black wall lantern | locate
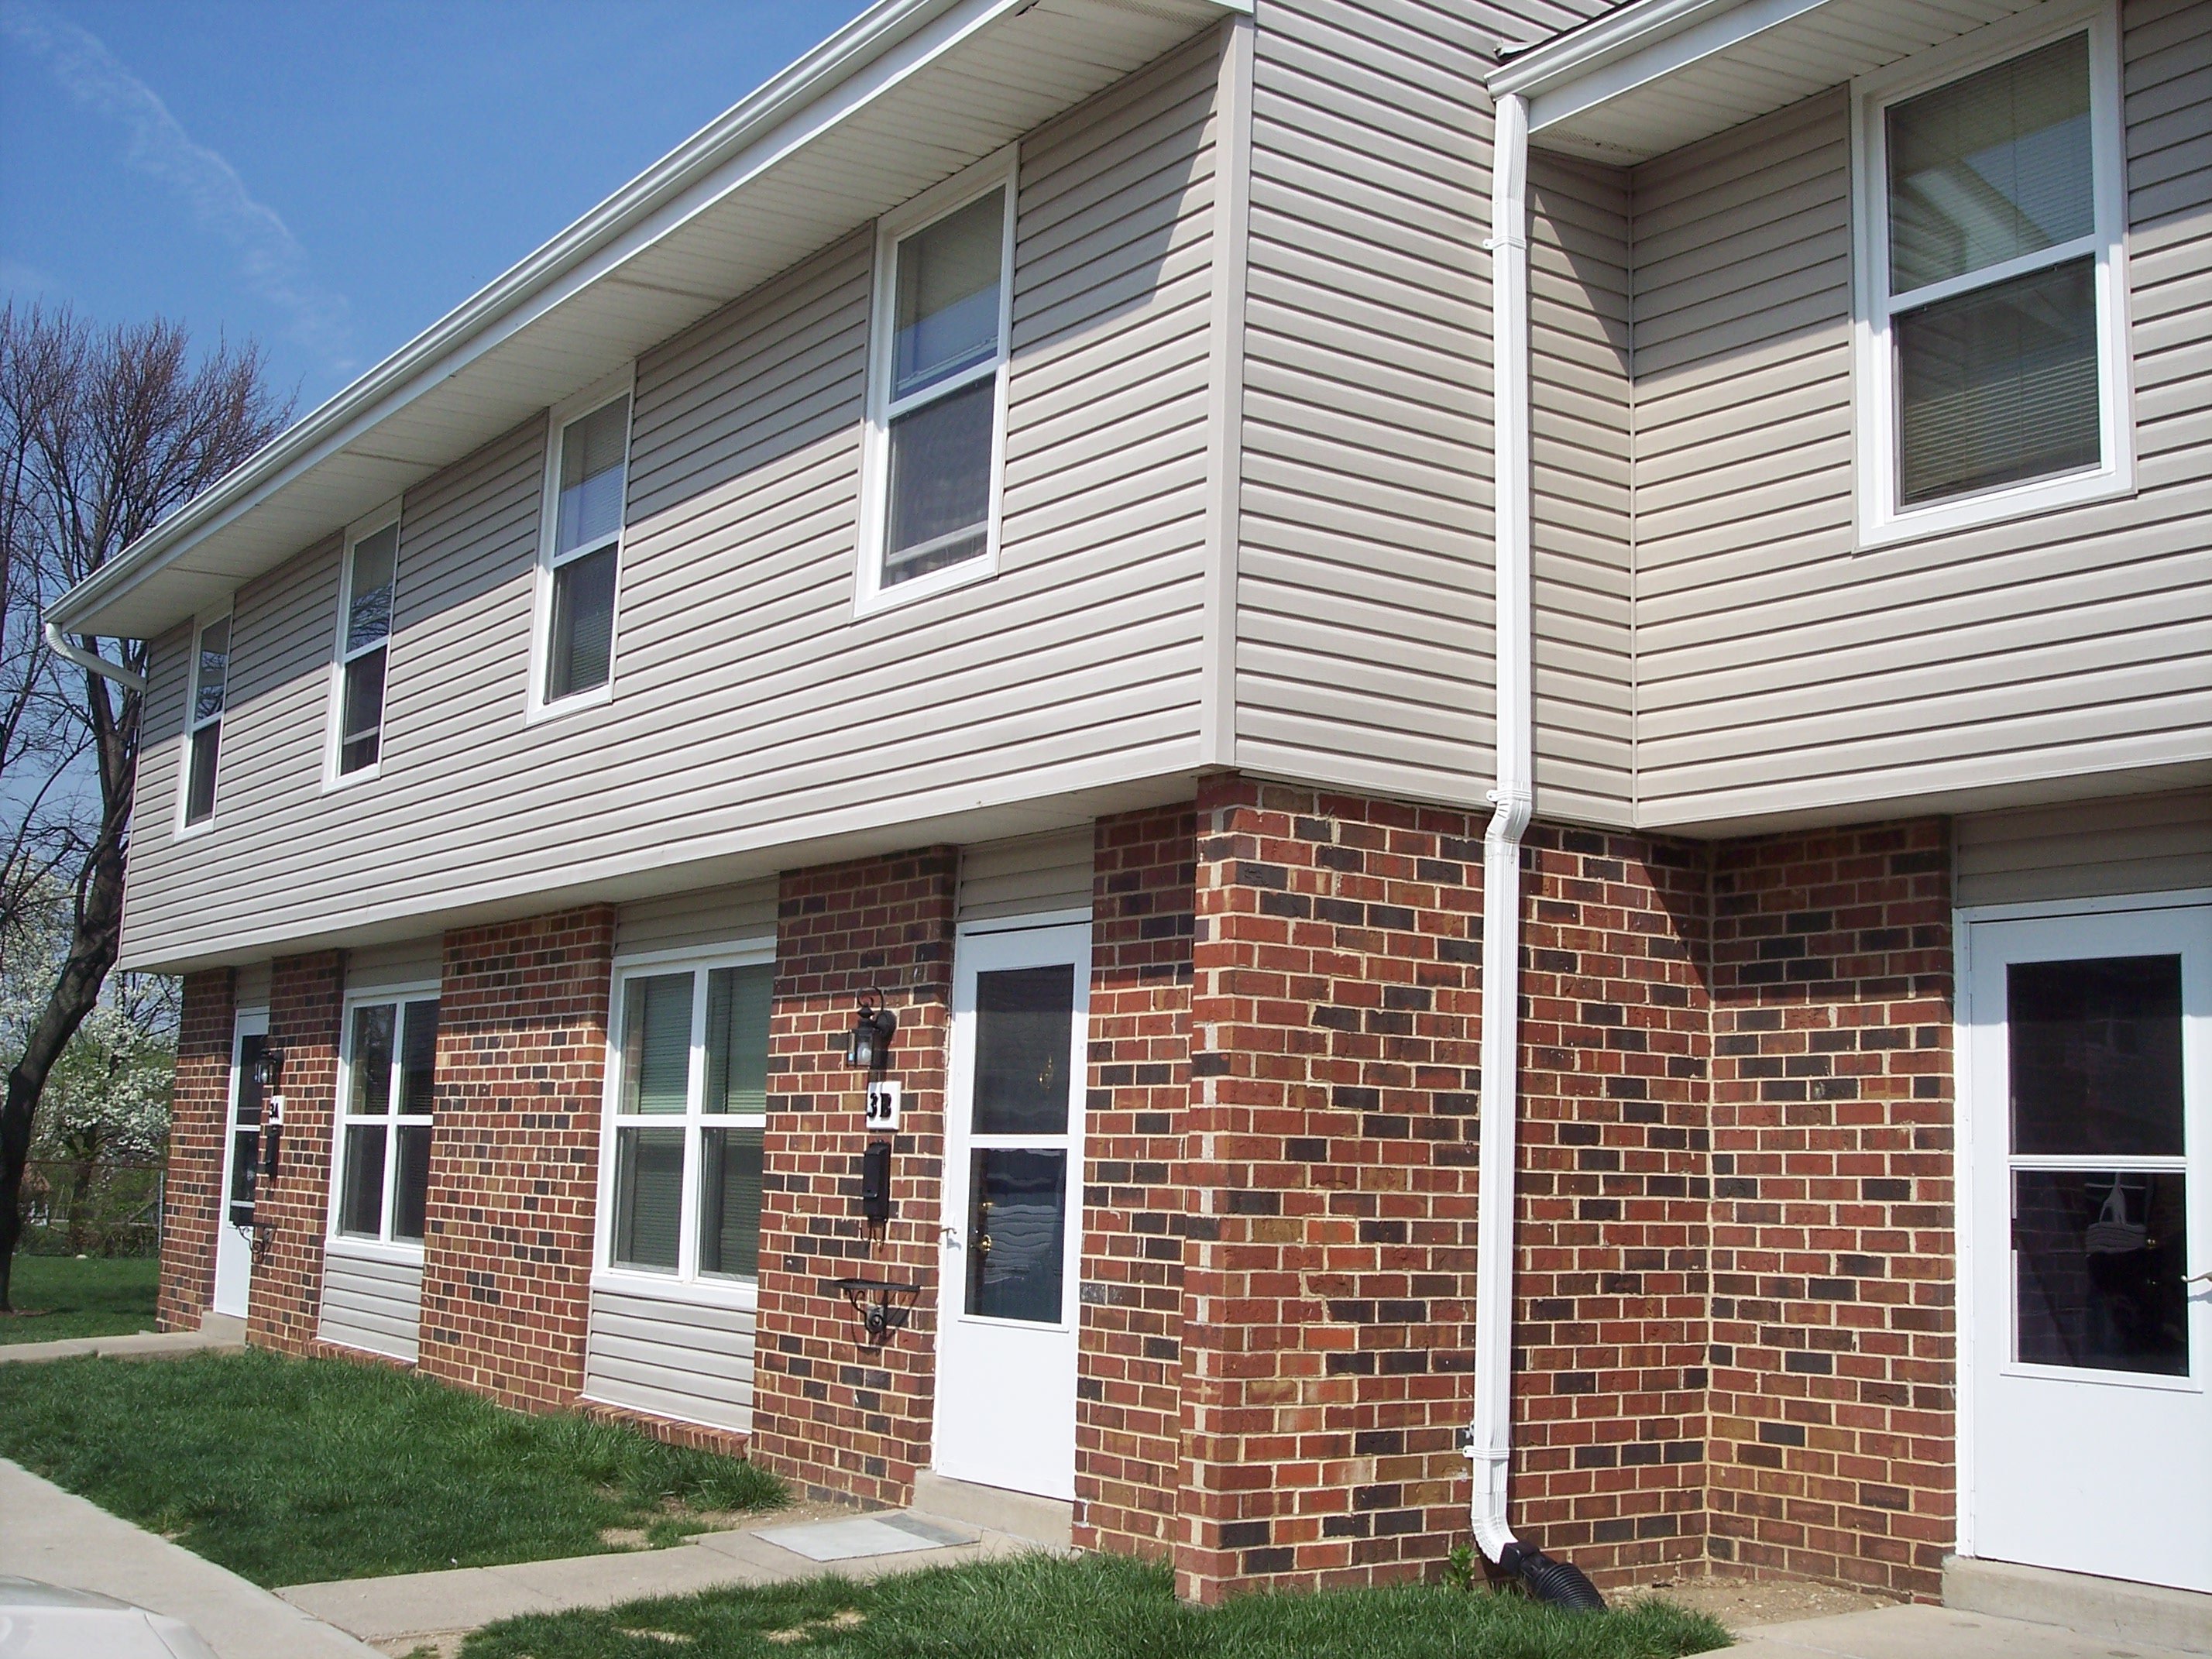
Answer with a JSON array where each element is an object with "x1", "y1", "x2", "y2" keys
[
  {"x1": 844, "y1": 988, "x2": 897, "y2": 1072},
  {"x1": 252, "y1": 1048, "x2": 286, "y2": 1180}
]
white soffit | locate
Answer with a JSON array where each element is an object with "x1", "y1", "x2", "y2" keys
[
  {"x1": 1496, "y1": 0, "x2": 2049, "y2": 163},
  {"x1": 55, "y1": 0, "x2": 1238, "y2": 641}
]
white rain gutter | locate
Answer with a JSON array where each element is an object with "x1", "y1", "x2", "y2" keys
[
  {"x1": 1468, "y1": 88, "x2": 1533, "y2": 1568},
  {"x1": 43, "y1": 622, "x2": 147, "y2": 693}
]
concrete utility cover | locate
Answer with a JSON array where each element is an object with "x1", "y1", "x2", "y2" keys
[{"x1": 753, "y1": 1514, "x2": 976, "y2": 1563}]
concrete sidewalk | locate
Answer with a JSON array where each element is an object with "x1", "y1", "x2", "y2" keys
[
  {"x1": 277, "y1": 1510, "x2": 1027, "y2": 1651},
  {"x1": 0, "y1": 1458, "x2": 378, "y2": 1659},
  {"x1": 0, "y1": 1312, "x2": 246, "y2": 1365},
  {"x1": 1726, "y1": 1600, "x2": 2205, "y2": 1658}
]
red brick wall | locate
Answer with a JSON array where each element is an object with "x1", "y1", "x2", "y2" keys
[
  {"x1": 156, "y1": 968, "x2": 235, "y2": 1331},
  {"x1": 417, "y1": 908, "x2": 614, "y2": 1413},
  {"x1": 246, "y1": 952, "x2": 343, "y2": 1355},
  {"x1": 1515, "y1": 826, "x2": 1712, "y2": 1584},
  {"x1": 1076, "y1": 805, "x2": 1197, "y2": 1559},
  {"x1": 146, "y1": 788, "x2": 1962, "y2": 1604},
  {"x1": 1705, "y1": 821, "x2": 1954, "y2": 1599},
  {"x1": 749, "y1": 850, "x2": 956, "y2": 1508},
  {"x1": 1174, "y1": 778, "x2": 1486, "y2": 1602}
]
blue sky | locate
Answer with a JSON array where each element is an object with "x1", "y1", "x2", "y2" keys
[{"x1": 1, "y1": 0, "x2": 871, "y2": 415}]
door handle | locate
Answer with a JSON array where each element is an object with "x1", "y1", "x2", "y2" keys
[
  {"x1": 2186, "y1": 1269, "x2": 2212, "y2": 1287},
  {"x1": 940, "y1": 1225, "x2": 962, "y2": 1249}
]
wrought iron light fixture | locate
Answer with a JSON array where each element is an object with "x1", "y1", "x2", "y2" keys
[
  {"x1": 845, "y1": 988, "x2": 896, "y2": 1072},
  {"x1": 831, "y1": 1276, "x2": 919, "y2": 1345}
]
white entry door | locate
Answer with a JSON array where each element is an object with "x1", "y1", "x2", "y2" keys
[
  {"x1": 933, "y1": 921, "x2": 1090, "y2": 1499},
  {"x1": 1966, "y1": 901, "x2": 2210, "y2": 1592},
  {"x1": 210, "y1": 1010, "x2": 269, "y2": 1318}
]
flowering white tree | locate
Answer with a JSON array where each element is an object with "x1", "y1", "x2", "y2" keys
[
  {"x1": 0, "y1": 304, "x2": 287, "y2": 1303},
  {"x1": 2, "y1": 875, "x2": 175, "y2": 1254}
]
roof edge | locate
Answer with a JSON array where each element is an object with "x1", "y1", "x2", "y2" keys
[
  {"x1": 46, "y1": 0, "x2": 971, "y2": 638},
  {"x1": 1489, "y1": 0, "x2": 1743, "y2": 98}
]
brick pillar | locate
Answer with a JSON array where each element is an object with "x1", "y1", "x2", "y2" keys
[
  {"x1": 246, "y1": 951, "x2": 343, "y2": 1355},
  {"x1": 1076, "y1": 805, "x2": 1196, "y2": 1558},
  {"x1": 417, "y1": 907, "x2": 614, "y2": 1413},
  {"x1": 1705, "y1": 820, "x2": 1954, "y2": 1599},
  {"x1": 1513, "y1": 826, "x2": 1712, "y2": 1585},
  {"x1": 1175, "y1": 778, "x2": 1485, "y2": 1602},
  {"x1": 156, "y1": 967, "x2": 235, "y2": 1331},
  {"x1": 750, "y1": 849, "x2": 956, "y2": 1507}
]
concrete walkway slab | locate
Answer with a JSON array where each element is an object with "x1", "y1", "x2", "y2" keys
[
  {"x1": 0, "y1": 1458, "x2": 377, "y2": 1659},
  {"x1": 0, "y1": 1314, "x2": 246, "y2": 1365},
  {"x1": 280, "y1": 1512, "x2": 1027, "y2": 1648},
  {"x1": 1725, "y1": 1601, "x2": 2207, "y2": 1659},
  {"x1": 753, "y1": 1513, "x2": 975, "y2": 1562}
]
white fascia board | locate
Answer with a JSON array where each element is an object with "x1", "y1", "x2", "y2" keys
[
  {"x1": 1518, "y1": 0, "x2": 1832, "y2": 133},
  {"x1": 44, "y1": 0, "x2": 1039, "y2": 639},
  {"x1": 1491, "y1": 0, "x2": 1829, "y2": 121}
]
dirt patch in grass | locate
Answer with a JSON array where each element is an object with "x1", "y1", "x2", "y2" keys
[{"x1": 1615, "y1": 1571, "x2": 1898, "y2": 1630}]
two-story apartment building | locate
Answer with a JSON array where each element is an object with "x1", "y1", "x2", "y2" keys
[{"x1": 47, "y1": 0, "x2": 2209, "y2": 1616}]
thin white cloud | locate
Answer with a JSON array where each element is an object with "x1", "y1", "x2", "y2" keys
[
  {"x1": 1, "y1": 0, "x2": 356, "y2": 374},
  {"x1": 0, "y1": 256, "x2": 62, "y2": 297}
]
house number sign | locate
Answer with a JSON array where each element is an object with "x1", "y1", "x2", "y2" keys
[{"x1": 864, "y1": 1080, "x2": 902, "y2": 1132}]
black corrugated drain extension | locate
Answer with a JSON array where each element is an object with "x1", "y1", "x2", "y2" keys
[{"x1": 1498, "y1": 1543, "x2": 1606, "y2": 1611}]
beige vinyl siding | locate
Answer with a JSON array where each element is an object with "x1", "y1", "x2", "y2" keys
[
  {"x1": 133, "y1": 623, "x2": 191, "y2": 844},
  {"x1": 115, "y1": 38, "x2": 1222, "y2": 973},
  {"x1": 235, "y1": 961, "x2": 271, "y2": 1009},
  {"x1": 583, "y1": 1283, "x2": 754, "y2": 1434},
  {"x1": 1630, "y1": 0, "x2": 2212, "y2": 826},
  {"x1": 122, "y1": 529, "x2": 349, "y2": 960},
  {"x1": 346, "y1": 938, "x2": 441, "y2": 991},
  {"x1": 1231, "y1": 0, "x2": 1599, "y2": 806},
  {"x1": 1529, "y1": 152, "x2": 1634, "y2": 825},
  {"x1": 958, "y1": 828, "x2": 1096, "y2": 921},
  {"x1": 316, "y1": 1245, "x2": 422, "y2": 1363},
  {"x1": 1956, "y1": 788, "x2": 2212, "y2": 908},
  {"x1": 1233, "y1": 0, "x2": 1496, "y2": 804},
  {"x1": 615, "y1": 882, "x2": 777, "y2": 958}
]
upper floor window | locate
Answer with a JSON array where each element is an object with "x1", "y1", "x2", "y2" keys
[
  {"x1": 1854, "y1": 1, "x2": 2131, "y2": 543},
  {"x1": 600, "y1": 952, "x2": 771, "y2": 1287},
  {"x1": 181, "y1": 613, "x2": 229, "y2": 828},
  {"x1": 858, "y1": 152, "x2": 1015, "y2": 611},
  {"x1": 534, "y1": 374, "x2": 631, "y2": 712},
  {"x1": 332, "y1": 994, "x2": 439, "y2": 1249},
  {"x1": 331, "y1": 510, "x2": 399, "y2": 778}
]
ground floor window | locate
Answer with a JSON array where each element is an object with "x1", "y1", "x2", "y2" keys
[
  {"x1": 601, "y1": 950, "x2": 771, "y2": 1283},
  {"x1": 331, "y1": 993, "x2": 438, "y2": 1245}
]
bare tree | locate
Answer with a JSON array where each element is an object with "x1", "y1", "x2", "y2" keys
[{"x1": 0, "y1": 304, "x2": 289, "y2": 1309}]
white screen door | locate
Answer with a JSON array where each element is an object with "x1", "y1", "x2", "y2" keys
[
  {"x1": 1966, "y1": 902, "x2": 2210, "y2": 1592},
  {"x1": 211, "y1": 1009, "x2": 269, "y2": 1318},
  {"x1": 933, "y1": 921, "x2": 1089, "y2": 1499}
]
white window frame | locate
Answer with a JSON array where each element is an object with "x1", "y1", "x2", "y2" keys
[
  {"x1": 1851, "y1": 0, "x2": 2134, "y2": 548},
  {"x1": 527, "y1": 366, "x2": 635, "y2": 723},
  {"x1": 854, "y1": 146, "x2": 1018, "y2": 618},
  {"x1": 593, "y1": 940, "x2": 775, "y2": 1310},
  {"x1": 175, "y1": 606, "x2": 232, "y2": 836},
  {"x1": 325, "y1": 982, "x2": 440, "y2": 1263},
  {"x1": 323, "y1": 498, "x2": 403, "y2": 789}
]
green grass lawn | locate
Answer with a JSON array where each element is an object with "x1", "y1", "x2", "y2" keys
[
  {"x1": 0, "y1": 1348, "x2": 785, "y2": 1586},
  {"x1": 461, "y1": 1554, "x2": 1732, "y2": 1659},
  {"x1": 0, "y1": 1255, "x2": 159, "y2": 1343}
]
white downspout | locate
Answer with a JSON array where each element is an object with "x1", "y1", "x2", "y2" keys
[
  {"x1": 44, "y1": 621, "x2": 148, "y2": 693},
  {"x1": 1468, "y1": 88, "x2": 1532, "y2": 1568}
]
